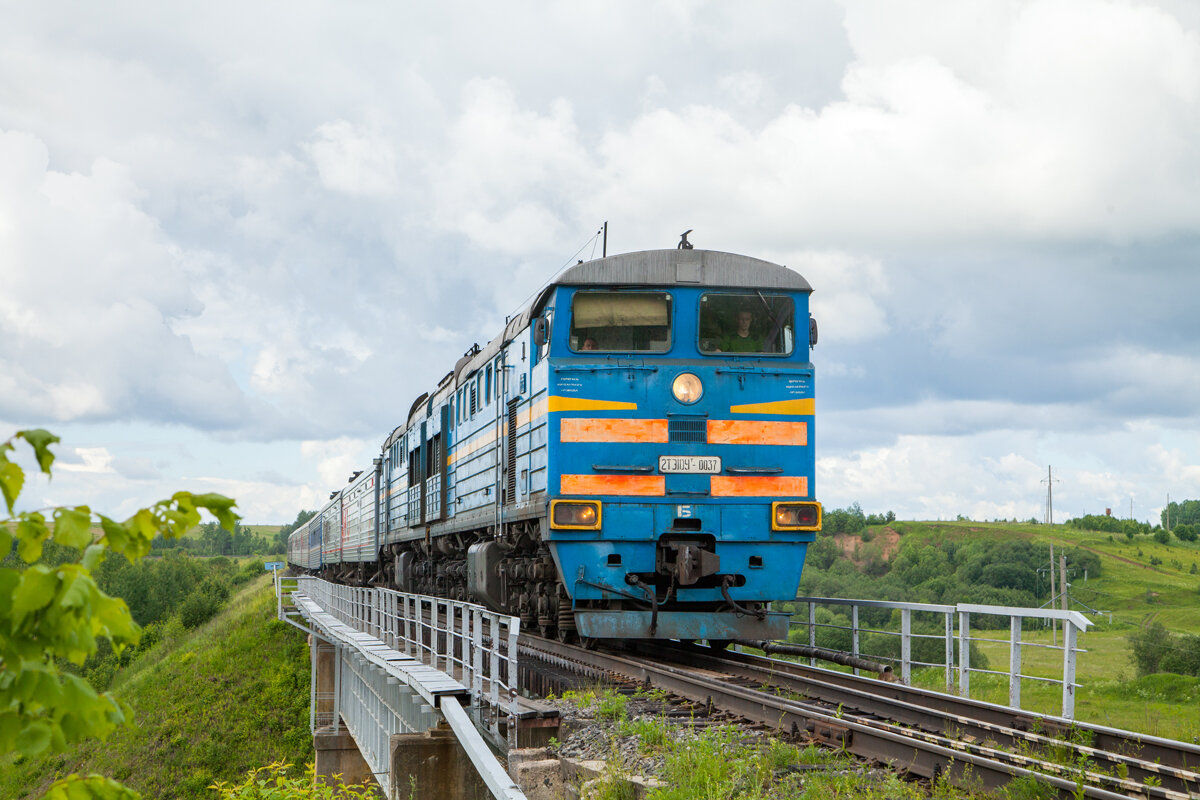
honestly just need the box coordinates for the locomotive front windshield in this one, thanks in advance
[569,291,672,352]
[699,292,795,355]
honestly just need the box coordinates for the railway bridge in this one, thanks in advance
[275,574,553,799]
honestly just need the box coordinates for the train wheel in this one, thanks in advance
[581,637,600,651]
[556,627,576,644]
[708,639,731,650]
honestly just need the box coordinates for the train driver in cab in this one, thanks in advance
[717,308,762,353]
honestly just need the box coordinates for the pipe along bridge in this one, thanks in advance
[275,574,531,799]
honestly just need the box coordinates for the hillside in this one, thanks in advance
[0,576,311,799]
[798,520,1200,739]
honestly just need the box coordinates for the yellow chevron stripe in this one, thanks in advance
[729,398,815,415]
[548,395,638,413]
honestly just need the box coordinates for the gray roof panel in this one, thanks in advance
[550,249,812,293]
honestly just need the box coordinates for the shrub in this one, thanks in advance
[1154,529,1171,545]
[179,590,222,629]
[212,762,375,799]
[1160,634,1200,677]
[1129,622,1172,676]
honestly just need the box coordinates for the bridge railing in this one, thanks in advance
[296,577,521,749]
[790,596,1092,718]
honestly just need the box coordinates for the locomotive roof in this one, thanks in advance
[550,249,812,293]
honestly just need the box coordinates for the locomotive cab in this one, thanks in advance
[537,249,821,641]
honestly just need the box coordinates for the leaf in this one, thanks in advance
[53,506,93,549]
[0,525,11,558]
[12,564,58,621]
[81,543,107,571]
[98,515,132,558]
[126,508,157,543]
[184,491,240,531]
[16,719,52,756]
[58,569,91,610]
[0,710,20,752]
[45,773,141,800]
[0,459,24,516]
[16,512,49,563]
[17,428,60,474]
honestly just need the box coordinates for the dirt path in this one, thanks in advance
[1075,543,1172,576]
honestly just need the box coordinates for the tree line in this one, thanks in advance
[152,519,282,556]
[1068,511,1199,544]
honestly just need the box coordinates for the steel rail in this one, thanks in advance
[518,635,1191,800]
[639,642,1200,796]
[660,643,1200,784]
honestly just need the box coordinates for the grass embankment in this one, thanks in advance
[807,520,1200,740]
[0,575,311,799]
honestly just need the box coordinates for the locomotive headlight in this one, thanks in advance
[772,501,822,531]
[672,372,703,404]
[551,500,602,530]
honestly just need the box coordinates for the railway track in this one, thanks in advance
[519,635,1200,800]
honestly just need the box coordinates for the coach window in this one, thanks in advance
[485,366,492,404]
[698,292,794,356]
[569,291,671,352]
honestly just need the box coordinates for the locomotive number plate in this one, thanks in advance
[658,455,721,474]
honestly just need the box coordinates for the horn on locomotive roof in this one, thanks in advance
[677,229,694,250]
[349,470,362,483]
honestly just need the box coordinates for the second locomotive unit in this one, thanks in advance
[288,246,822,643]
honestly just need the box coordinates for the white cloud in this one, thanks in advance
[0,130,249,429]
[300,437,372,490]
[3,0,1200,525]
[56,447,115,474]
[305,119,400,198]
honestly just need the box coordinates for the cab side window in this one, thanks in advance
[699,293,794,355]
[569,291,671,352]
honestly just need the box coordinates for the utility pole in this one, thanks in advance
[1042,466,1061,525]
[1048,543,1057,646]
[1167,493,1171,531]
[1059,553,1069,614]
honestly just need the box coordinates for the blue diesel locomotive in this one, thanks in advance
[288,247,821,643]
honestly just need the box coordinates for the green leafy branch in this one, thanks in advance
[0,429,238,797]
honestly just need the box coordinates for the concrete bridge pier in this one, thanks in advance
[314,726,376,790]
[389,727,491,800]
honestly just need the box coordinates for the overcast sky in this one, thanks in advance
[4,0,1200,525]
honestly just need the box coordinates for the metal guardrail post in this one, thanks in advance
[309,635,317,733]
[900,608,912,685]
[808,602,816,666]
[507,614,521,751]
[958,610,970,697]
[472,609,484,706]
[333,643,342,732]
[1009,617,1022,709]
[851,605,860,676]
[1062,618,1078,719]
[944,611,954,694]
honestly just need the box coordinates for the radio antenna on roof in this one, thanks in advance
[678,229,694,250]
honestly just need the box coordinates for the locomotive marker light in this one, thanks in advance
[771,501,822,531]
[550,499,602,530]
[671,372,703,404]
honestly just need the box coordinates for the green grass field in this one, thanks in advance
[842,521,1200,741]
